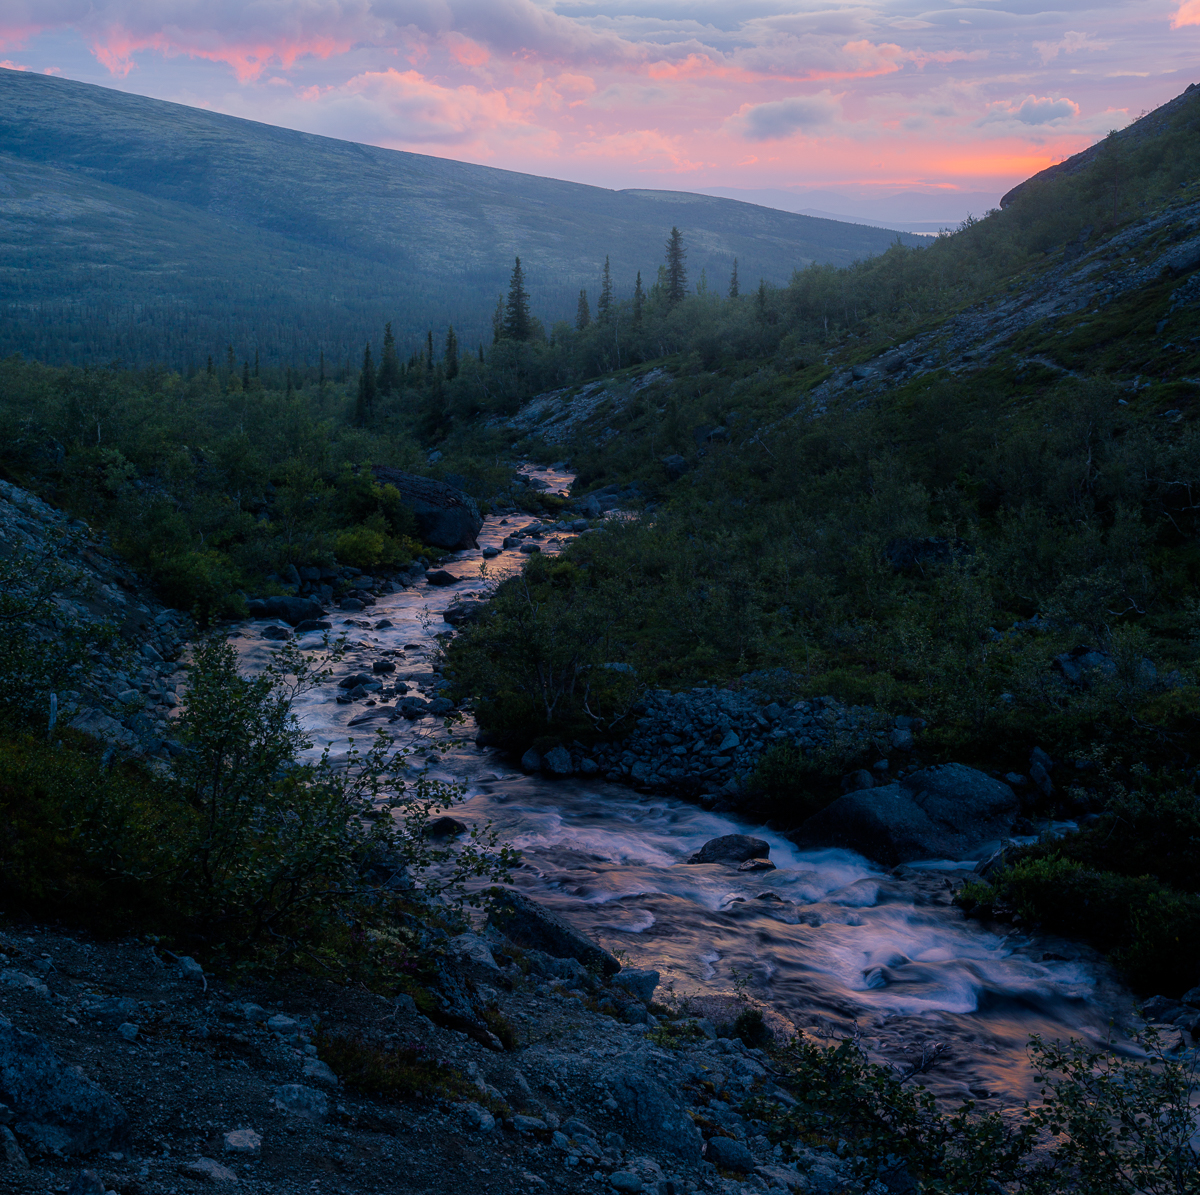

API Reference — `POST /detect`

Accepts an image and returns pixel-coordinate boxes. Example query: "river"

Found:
[233,466,1129,1109]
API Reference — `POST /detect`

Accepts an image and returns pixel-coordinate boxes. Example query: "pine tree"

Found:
[206,355,214,377]
[242,360,250,390]
[254,348,260,378]
[756,279,768,322]
[286,367,293,397]
[377,322,401,395]
[356,342,375,425]
[633,271,645,326]
[598,255,613,323]
[729,257,739,300]
[226,343,236,379]
[478,343,485,364]
[503,257,532,341]
[318,350,325,387]
[426,330,434,371]
[576,289,591,331]
[445,326,459,379]
[664,226,687,308]
[492,296,505,345]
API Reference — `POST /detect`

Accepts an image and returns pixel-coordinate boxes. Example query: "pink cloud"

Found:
[1172,0,1200,27]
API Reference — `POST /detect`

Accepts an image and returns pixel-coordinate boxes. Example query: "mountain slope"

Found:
[0,69,927,367]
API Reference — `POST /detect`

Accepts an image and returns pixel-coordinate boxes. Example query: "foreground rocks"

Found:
[371,467,483,550]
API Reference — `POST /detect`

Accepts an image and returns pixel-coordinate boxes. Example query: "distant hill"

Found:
[0,69,929,369]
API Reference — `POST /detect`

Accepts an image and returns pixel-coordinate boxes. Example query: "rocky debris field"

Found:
[0,903,847,1195]
[518,683,919,800]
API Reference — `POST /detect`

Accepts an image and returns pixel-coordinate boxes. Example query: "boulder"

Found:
[425,570,460,586]
[598,1067,700,1160]
[293,619,332,633]
[371,467,483,550]
[427,816,467,838]
[706,1136,753,1172]
[247,595,325,626]
[0,1017,129,1155]
[272,1084,327,1121]
[612,969,660,1004]
[486,889,620,976]
[686,835,770,866]
[179,1157,239,1184]
[794,763,1019,865]
[542,745,574,776]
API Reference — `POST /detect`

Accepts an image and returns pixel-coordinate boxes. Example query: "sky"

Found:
[2,0,1198,219]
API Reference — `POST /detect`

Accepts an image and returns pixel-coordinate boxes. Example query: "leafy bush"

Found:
[316,1030,475,1103]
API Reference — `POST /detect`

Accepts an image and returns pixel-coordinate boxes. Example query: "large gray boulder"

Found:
[686,835,769,865]
[599,1066,702,1161]
[0,1017,129,1155]
[486,888,620,976]
[246,595,325,626]
[794,763,1019,865]
[371,467,483,550]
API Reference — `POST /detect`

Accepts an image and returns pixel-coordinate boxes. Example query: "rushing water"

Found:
[233,466,1131,1107]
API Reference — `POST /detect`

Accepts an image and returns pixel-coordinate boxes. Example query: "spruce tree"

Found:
[445,326,459,379]
[318,350,325,387]
[478,343,485,364]
[226,343,236,379]
[254,348,260,378]
[377,322,401,395]
[576,288,591,331]
[242,360,250,390]
[503,257,532,341]
[492,296,505,344]
[426,330,434,371]
[356,342,375,425]
[665,226,687,307]
[206,355,214,377]
[633,271,645,326]
[729,257,739,299]
[598,255,613,323]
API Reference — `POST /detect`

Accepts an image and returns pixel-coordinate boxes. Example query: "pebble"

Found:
[222,1129,262,1155]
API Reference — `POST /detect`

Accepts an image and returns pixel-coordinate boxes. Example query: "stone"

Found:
[521,748,542,773]
[0,1126,29,1170]
[372,660,396,674]
[599,1068,700,1160]
[1,971,48,997]
[427,816,467,838]
[448,934,500,971]
[841,769,874,793]
[272,1084,327,1120]
[612,969,660,1004]
[293,619,332,633]
[890,727,914,751]
[370,467,483,550]
[65,1169,104,1194]
[179,1157,239,1184]
[239,1004,268,1023]
[178,956,206,983]
[425,570,460,586]
[0,1017,129,1155]
[737,858,775,872]
[116,1023,138,1043]
[686,835,770,866]
[543,745,574,776]
[705,1136,753,1172]
[464,1103,495,1132]
[754,1165,804,1192]
[267,1015,300,1034]
[339,598,365,612]
[487,888,620,976]
[301,1059,338,1090]
[261,625,290,641]
[717,730,740,752]
[482,546,500,558]
[795,763,1019,865]
[248,595,325,627]
[512,1114,548,1134]
[427,697,455,716]
[222,1129,262,1155]
[1181,986,1200,1009]
[1029,761,1054,798]
[662,455,688,481]
[611,1173,644,1193]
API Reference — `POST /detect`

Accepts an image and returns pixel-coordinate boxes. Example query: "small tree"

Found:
[576,288,591,331]
[377,322,401,395]
[355,342,375,425]
[633,271,645,326]
[598,255,613,323]
[445,325,459,379]
[503,257,533,341]
[729,257,740,299]
[491,295,504,344]
[665,226,687,307]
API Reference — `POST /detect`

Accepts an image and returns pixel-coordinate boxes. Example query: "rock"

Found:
[301,1059,338,1090]
[686,835,771,866]
[512,1114,548,1134]
[239,1004,268,1023]
[525,951,594,989]
[272,1084,328,1120]
[737,858,775,872]
[599,1068,700,1160]
[612,969,660,1004]
[611,1173,644,1193]
[372,660,396,674]
[427,697,455,716]
[842,769,875,793]
[464,1103,495,1132]
[426,570,460,586]
[178,955,206,983]
[293,619,332,633]
[1029,761,1054,798]
[443,602,487,627]
[717,730,740,752]
[482,546,500,558]
[260,625,290,641]
[116,1023,138,1043]
[795,764,1019,865]
[252,595,325,627]
[521,748,542,773]
[754,1164,804,1192]
[543,745,574,776]
[705,1136,753,1172]
[179,1157,239,1184]
[890,727,914,751]
[222,1128,261,1154]
[1,1125,29,1169]
[65,1169,104,1194]
[267,1015,300,1034]
[1054,647,1117,686]
[339,598,365,612]
[1181,986,1200,1009]
[1,971,48,997]
[447,934,500,971]
[427,816,467,838]
[662,455,688,481]
[486,889,620,976]
[0,1017,129,1155]
[1140,995,1185,1022]
[370,467,483,550]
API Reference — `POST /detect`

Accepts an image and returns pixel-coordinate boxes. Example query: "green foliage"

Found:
[744,742,840,825]
[316,1030,475,1104]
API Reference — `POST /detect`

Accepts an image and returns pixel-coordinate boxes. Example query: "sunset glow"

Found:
[2,0,1197,216]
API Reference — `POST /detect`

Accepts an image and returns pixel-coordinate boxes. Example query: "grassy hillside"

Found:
[0,68,927,369]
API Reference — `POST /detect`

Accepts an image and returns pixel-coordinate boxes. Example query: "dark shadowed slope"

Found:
[0,68,928,366]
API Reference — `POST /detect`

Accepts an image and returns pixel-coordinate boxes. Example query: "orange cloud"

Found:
[1172,0,1200,26]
